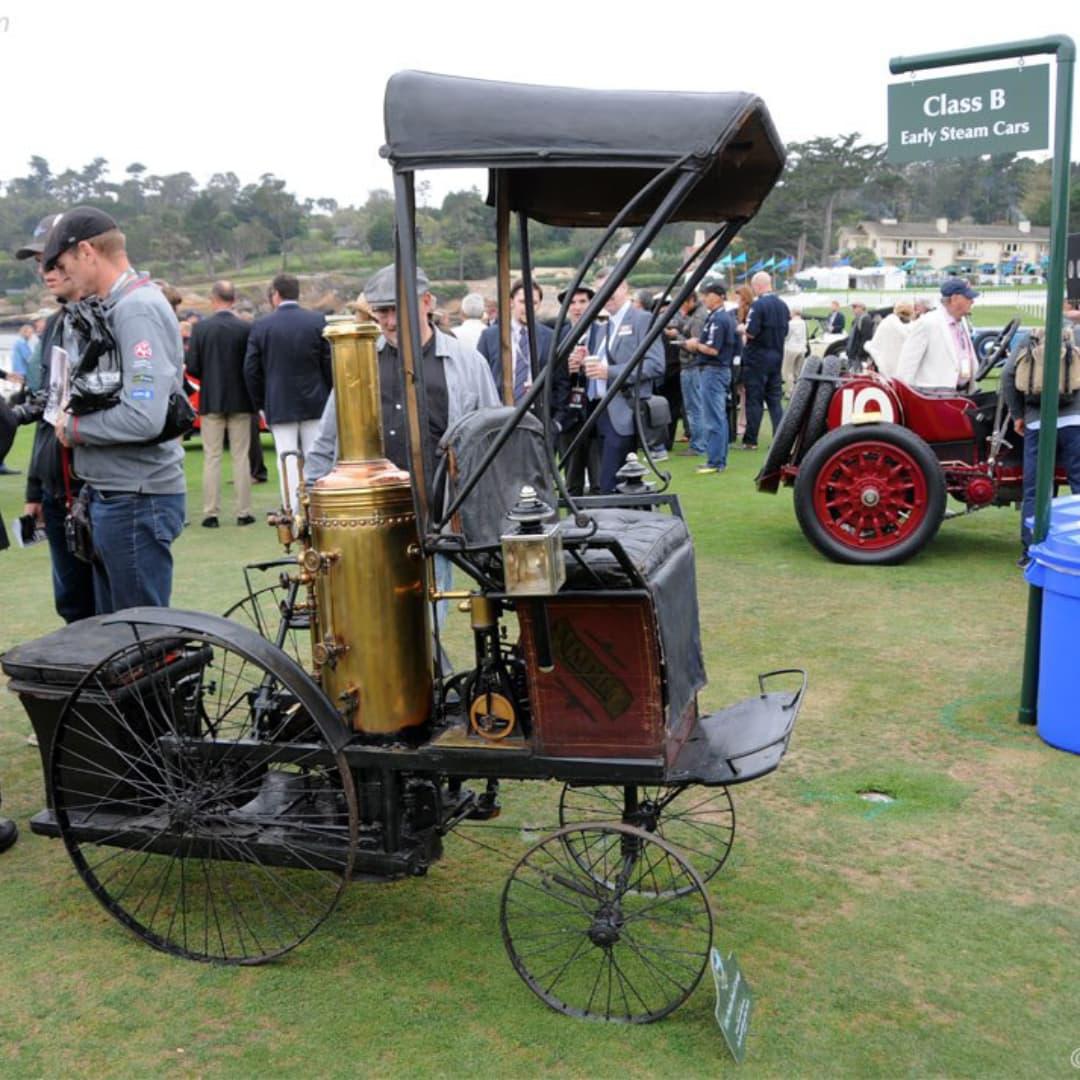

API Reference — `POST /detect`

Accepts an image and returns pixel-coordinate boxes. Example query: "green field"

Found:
[0,425,1076,1078]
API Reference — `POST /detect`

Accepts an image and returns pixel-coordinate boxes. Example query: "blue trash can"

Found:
[1025,530,1080,754]
[1024,493,1080,536]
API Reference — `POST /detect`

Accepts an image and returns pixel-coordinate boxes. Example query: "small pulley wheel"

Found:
[468,691,516,740]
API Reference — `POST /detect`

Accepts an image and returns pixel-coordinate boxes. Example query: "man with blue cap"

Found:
[896,278,980,392]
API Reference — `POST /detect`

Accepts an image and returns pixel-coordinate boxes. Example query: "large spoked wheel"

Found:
[558,783,735,886]
[50,616,357,964]
[794,423,946,565]
[501,823,713,1023]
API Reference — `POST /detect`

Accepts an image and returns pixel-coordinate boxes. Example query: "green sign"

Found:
[888,65,1049,162]
[711,948,753,1063]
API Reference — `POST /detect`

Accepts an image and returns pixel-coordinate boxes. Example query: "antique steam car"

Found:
[3,73,805,1024]
[754,320,1064,564]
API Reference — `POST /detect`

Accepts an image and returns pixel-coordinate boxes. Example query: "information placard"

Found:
[711,947,753,1063]
[888,66,1049,163]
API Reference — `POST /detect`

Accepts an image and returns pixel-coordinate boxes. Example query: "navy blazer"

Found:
[243,303,332,425]
[477,320,570,428]
[187,310,254,415]
[588,305,665,437]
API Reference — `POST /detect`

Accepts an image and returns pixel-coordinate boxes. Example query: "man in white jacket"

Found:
[895,279,979,392]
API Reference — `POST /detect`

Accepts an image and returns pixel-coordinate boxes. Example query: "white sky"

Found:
[0,1,1077,209]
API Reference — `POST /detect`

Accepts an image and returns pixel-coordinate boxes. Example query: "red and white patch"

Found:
[133,340,153,360]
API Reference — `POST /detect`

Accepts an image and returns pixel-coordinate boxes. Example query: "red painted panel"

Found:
[519,597,664,759]
[827,373,974,445]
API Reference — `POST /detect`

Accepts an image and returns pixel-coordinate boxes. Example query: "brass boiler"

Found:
[305,318,433,735]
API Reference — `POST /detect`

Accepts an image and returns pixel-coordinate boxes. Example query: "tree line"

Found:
[0,141,1075,293]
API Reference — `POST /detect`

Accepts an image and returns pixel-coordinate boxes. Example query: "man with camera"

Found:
[44,207,187,614]
[14,213,96,623]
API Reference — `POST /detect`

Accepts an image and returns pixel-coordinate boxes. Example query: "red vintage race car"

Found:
[755,319,1065,564]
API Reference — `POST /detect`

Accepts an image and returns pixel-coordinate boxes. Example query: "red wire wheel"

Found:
[793,424,946,564]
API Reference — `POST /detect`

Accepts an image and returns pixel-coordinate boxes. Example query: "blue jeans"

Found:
[1021,423,1080,549]
[88,488,186,614]
[743,354,784,445]
[700,365,731,469]
[681,367,705,452]
[42,489,96,623]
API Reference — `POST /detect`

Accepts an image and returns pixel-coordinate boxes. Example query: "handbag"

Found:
[150,389,197,444]
[638,394,671,443]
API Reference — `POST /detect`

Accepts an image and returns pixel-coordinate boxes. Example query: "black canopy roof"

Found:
[382,71,786,228]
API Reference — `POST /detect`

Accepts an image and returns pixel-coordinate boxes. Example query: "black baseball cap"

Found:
[701,281,727,297]
[15,213,65,260]
[42,206,118,271]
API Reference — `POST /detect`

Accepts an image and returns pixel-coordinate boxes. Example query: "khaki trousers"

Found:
[202,412,252,518]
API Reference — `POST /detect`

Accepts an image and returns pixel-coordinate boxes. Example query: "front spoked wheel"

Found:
[501,823,713,1023]
[558,784,735,886]
[51,621,357,964]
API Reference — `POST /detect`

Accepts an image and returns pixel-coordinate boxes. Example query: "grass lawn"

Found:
[0,424,1077,1078]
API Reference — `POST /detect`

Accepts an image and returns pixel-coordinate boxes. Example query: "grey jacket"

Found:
[66,272,186,494]
[306,327,499,485]
[587,303,665,437]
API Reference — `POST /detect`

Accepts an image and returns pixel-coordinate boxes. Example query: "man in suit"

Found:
[243,273,332,515]
[556,284,599,496]
[825,299,845,335]
[477,279,567,427]
[187,281,256,527]
[574,271,665,493]
[895,279,979,392]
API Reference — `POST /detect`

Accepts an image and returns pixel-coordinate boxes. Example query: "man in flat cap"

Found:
[306,263,497,625]
[896,279,980,392]
[307,263,498,485]
[44,206,186,614]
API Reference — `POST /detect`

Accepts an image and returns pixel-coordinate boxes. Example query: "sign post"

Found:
[890,37,1074,726]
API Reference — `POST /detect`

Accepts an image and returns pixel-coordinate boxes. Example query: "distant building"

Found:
[333,226,362,248]
[836,218,1050,274]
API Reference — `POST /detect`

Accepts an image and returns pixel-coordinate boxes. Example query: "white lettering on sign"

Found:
[922,89,1007,117]
[993,120,1030,136]
[840,386,896,425]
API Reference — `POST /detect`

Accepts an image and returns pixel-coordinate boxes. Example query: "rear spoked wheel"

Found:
[51,620,357,964]
[223,572,313,671]
[558,783,735,886]
[501,823,713,1023]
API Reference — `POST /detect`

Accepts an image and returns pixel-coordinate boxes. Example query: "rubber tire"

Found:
[795,354,842,465]
[756,355,821,489]
[974,317,1020,382]
[793,423,946,565]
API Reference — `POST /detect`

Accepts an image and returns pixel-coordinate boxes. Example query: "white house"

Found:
[835,218,1050,273]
